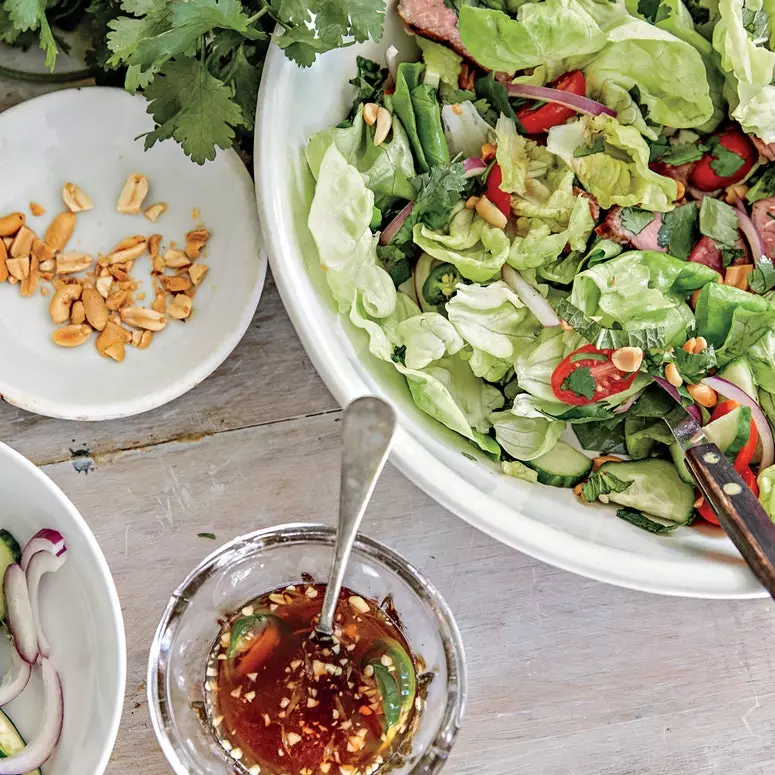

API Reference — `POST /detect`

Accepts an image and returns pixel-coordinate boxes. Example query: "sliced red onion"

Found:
[379,200,415,246]
[0,645,31,706]
[652,376,702,422]
[507,84,616,117]
[736,204,766,261]
[385,45,399,81]
[0,658,63,774]
[20,529,66,572]
[501,265,561,327]
[4,564,38,664]
[26,549,67,659]
[463,157,488,178]
[702,376,774,469]
[613,389,643,415]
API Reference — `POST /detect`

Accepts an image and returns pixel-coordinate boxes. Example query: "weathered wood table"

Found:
[2,71,774,775]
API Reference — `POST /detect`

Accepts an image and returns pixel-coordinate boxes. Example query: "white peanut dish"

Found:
[0,175,211,363]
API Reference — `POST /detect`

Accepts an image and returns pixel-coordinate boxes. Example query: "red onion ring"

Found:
[735,204,766,261]
[507,84,616,117]
[20,529,66,572]
[463,157,488,178]
[613,389,643,415]
[0,658,63,774]
[378,200,415,246]
[385,45,399,81]
[26,549,67,659]
[3,564,38,664]
[653,376,703,422]
[0,645,31,706]
[702,376,774,469]
[501,265,561,327]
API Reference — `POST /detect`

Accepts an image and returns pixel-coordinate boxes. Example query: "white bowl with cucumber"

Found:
[0,442,125,774]
[256,0,775,599]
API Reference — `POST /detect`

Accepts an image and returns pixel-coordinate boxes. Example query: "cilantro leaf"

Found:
[721,248,745,268]
[616,507,683,533]
[562,366,596,400]
[746,166,775,204]
[143,57,245,164]
[673,344,717,384]
[620,207,656,235]
[581,470,632,503]
[698,197,739,248]
[573,137,606,158]
[377,244,413,287]
[648,132,671,163]
[391,345,407,365]
[749,257,775,295]
[708,141,746,178]
[657,202,699,260]
[658,142,709,166]
[341,56,388,124]
[219,42,264,132]
[638,0,671,23]
[4,0,58,68]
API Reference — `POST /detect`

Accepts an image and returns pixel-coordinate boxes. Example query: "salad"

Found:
[305,0,775,534]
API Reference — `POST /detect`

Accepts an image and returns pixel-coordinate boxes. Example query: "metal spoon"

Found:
[316,396,396,637]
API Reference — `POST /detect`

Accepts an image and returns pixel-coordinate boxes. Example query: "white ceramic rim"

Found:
[0,440,127,773]
[0,88,268,422]
[255,44,765,600]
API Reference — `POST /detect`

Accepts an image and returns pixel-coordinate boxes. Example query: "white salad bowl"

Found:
[255,8,765,599]
[0,441,125,773]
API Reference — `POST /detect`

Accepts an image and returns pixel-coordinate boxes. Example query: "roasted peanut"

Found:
[137,330,152,349]
[148,234,162,258]
[44,211,76,251]
[5,257,29,282]
[31,238,55,263]
[593,455,623,472]
[95,321,127,361]
[163,249,190,268]
[62,183,93,212]
[161,275,192,293]
[49,283,83,324]
[116,174,149,214]
[120,307,167,331]
[10,226,35,258]
[106,289,129,311]
[20,256,39,297]
[107,240,147,265]
[665,362,683,387]
[475,195,508,229]
[151,290,166,314]
[0,241,7,283]
[71,300,86,325]
[95,276,113,299]
[373,107,392,146]
[682,337,698,354]
[0,212,24,237]
[363,103,379,126]
[465,196,479,210]
[687,383,718,408]
[144,203,167,223]
[29,202,45,217]
[611,346,644,373]
[184,228,210,260]
[82,286,109,331]
[694,336,708,353]
[56,252,92,274]
[52,324,92,347]
[168,294,193,320]
[188,263,209,286]
[674,180,686,200]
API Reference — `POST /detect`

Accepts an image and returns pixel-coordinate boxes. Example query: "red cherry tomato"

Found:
[516,71,586,134]
[551,344,639,405]
[486,164,512,219]
[689,128,757,192]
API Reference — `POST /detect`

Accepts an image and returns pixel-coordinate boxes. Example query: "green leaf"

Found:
[573,416,627,454]
[657,202,699,260]
[698,197,739,249]
[673,343,717,384]
[749,258,775,295]
[746,166,775,205]
[573,137,606,158]
[501,460,540,483]
[637,0,671,24]
[616,507,683,533]
[344,56,388,123]
[620,207,656,235]
[143,57,245,163]
[197,532,217,539]
[273,26,342,67]
[721,248,746,268]
[708,141,746,178]
[581,469,632,502]
[561,366,596,400]
[475,72,518,124]
[657,142,709,166]
[271,0,310,25]
[4,0,58,68]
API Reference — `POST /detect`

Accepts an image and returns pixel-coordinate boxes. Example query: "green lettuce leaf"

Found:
[489,408,566,461]
[396,313,465,369]
[306,107,416,209]
[309,145,397,318]
[412,205,511,282]
[417,36,462,94]
[757,464,775,522]
[495,115,530,195]
[749,330,775,392]
[547,115,678,211]
[458,0,608,73]
[514,327,567,401]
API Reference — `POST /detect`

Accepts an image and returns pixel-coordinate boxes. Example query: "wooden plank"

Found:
[0,275,339,465]
[40,412,775,775]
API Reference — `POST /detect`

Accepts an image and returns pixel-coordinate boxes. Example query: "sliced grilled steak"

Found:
[398,0,476,62]
[688,236,723,273]
[575,188,600,221]
[752,197,775,259]
[595,206,665,251]
[753,137,775,163]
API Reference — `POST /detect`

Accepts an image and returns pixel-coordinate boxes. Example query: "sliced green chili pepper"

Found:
[364,638,417,718]
[423,262,463,305]
[372,664,401,730]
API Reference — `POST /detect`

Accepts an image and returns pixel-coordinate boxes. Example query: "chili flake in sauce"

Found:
[204,582,418,775]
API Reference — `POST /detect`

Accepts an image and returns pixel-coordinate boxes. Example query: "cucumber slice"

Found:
[596,460,695,523]
[670,443,695,485]
[704,406,751,458]
[0,708,41,775]
[525,441,593,487]
[0,530,21,623]
[717,358,757,399]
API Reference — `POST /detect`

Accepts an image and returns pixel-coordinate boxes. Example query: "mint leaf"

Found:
[749,257,775,295]
[657,202,699,260]
[616,507,682,533]
[708,141,746,178]
[143,57,245,164]
[673,344,717,384]
[699,197,739,248]
[561,366,596,400]
[573,137,605,158]
[581,470,632,502]
[658,142,709,166]
[620,207,656,235]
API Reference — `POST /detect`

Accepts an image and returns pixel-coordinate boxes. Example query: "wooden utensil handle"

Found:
[686,443,775,599]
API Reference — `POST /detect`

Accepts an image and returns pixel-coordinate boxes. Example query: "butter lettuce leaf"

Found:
[396,313,465,369]
[490,407,565,461]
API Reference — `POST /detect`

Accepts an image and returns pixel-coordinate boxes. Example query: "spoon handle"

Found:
[317,397,396,636]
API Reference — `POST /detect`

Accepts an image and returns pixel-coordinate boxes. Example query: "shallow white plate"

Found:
[0,87,266,421]
[0,441,125,773]
[255,10,764,599]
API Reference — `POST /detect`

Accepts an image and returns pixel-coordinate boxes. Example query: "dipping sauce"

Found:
[204,582,417,775]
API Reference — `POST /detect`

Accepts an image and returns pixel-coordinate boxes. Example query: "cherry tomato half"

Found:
[551,344,639,405]
[689,128,758,192]
[516,71,586,134]
[485,164,512,220]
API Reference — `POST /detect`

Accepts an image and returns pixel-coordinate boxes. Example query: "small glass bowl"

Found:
[148,523,467,775]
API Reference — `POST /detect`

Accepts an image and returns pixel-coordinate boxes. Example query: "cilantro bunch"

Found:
[1,0,386,163]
